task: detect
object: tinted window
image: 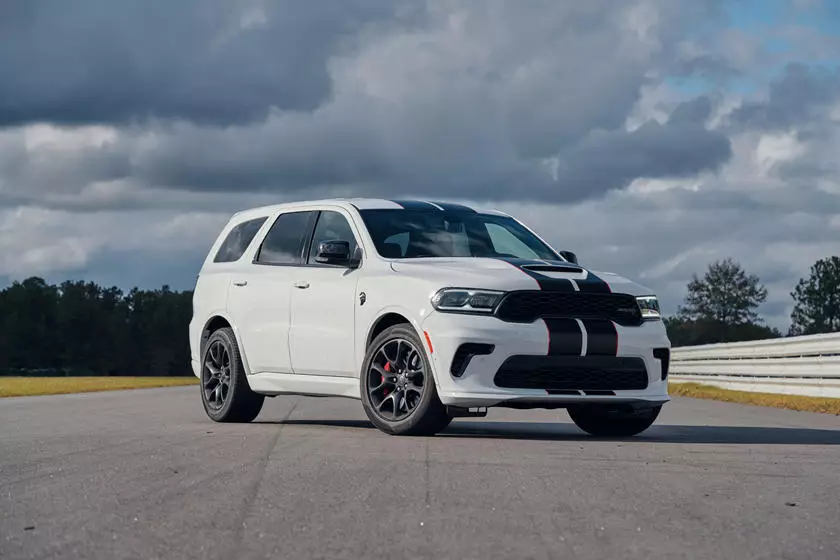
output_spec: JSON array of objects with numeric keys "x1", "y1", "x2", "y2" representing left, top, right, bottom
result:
[
  {"x1": 486, "y1": 223, "x2": 541, "y2": 259},
  {"x1": 381, "y1": 232, "x2": 409, "y2": 257},
  {"x1": 307, "y1": 211, "x2": 359, "y2": 264},
  {"x1": 358, "y1": 209, "x2": 559, "y2": 260},
  {"x1": 213, "y1": 217, "x2": 267, "y2": 262},
  {"x1": 256, "y1": 211, "x2": 316, "y2": 265}
]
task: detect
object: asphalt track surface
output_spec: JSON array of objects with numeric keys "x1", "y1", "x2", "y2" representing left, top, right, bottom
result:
[{"x1": 2, "y1": 387, "x2": 839, "y2": 560}]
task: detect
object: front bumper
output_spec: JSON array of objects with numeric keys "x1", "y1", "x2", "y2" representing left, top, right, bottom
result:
[{"x1": 420, "y1": 312, "x2": 671, "y2": 409}]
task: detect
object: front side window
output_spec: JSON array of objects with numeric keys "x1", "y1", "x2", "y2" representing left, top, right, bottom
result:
[
  {"x1": 255, "y1": 211, "x2": 317, "y2": 265},
  {"x1": 307, "y1": 211, "x2": 359, "y2": 264},
  {"x1": 213, "y1": 217, "x2": 267, "y2": 263},
  {"x1": 358, "y1": 209, "x2": 559, "y2": 260}
]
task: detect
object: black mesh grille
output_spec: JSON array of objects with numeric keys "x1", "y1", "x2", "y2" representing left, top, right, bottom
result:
[
  {"x1": 494, "y1": 355, "x2": 649, "y2": 391},
  {"x1": 495, "y1": 291, "x2": 643, "y2": 325}
]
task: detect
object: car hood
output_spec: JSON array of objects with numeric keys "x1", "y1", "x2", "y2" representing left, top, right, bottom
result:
[{"x1": 388, "y1": 258, "x2": 655, "y2": 296}]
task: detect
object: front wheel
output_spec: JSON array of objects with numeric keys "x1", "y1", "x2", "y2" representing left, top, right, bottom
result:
[
  {"x1": 360, "y1": 325, "x2": 452, "y2": 436},
  {"x1": 567, "y1": 404, "x2": 661, "y2": 437}
]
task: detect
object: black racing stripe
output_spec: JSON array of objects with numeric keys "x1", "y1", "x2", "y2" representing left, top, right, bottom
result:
[
  {"x1": 389, "y1": 200, "x2": 439, "y2": 211},
  {"x1": 427, "y1": 201, "x2": 476, "y2": 213},
  {"x1": 544, "y1": 318, "x2": 583, "y2": 356},
  {"x1": 494, "y1": 257, "x2": 577, "y2": 292},
  {"x1": 531, "y1": 275, "x2": 576, "y2": 292},
  {"x1": 576, "y1": 270, "x2": 612, "y2": 293},
  {"x1": 581, "y1": 319, "x2": 617, "y2": 356}
]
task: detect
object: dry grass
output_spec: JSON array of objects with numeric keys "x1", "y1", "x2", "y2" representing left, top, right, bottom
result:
[
  {"x1": 669, "y1": 382, "x2": 840, "y2": 415},
  {"x1": 0, "y1": 376, "x2": 199, "y2": 398}
]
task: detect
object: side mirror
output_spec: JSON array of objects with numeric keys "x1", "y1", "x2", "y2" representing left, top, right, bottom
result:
[
  {"x1": 559, "y1": 250, "x2": 578, "y2": 264},
  {"x1": 315, "y1": 240, "x2": 355, "y2": 266}
]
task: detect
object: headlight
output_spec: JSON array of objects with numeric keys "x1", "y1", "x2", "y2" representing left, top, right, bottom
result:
[
  {"x1": 431, "y1": 288, "x2": 505, "y2": 313},
  {"x1": 636, "y1": 295, "x2": 661, "y2": 321}
]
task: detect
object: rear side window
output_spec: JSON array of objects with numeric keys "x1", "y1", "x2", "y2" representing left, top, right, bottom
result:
[
  {"x1": 255, "y1": 211, "x2": 317, "y2": 265},
  {"x1": 213, "y1": 217, "x2": 267, "y2": 262}
]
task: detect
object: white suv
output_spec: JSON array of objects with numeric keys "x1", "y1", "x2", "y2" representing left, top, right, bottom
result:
[{"x1": 189, "y1": 198, "x2": 671, "y2": 436}]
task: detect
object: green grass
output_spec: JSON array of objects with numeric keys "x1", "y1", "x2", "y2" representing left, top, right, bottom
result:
[
  {"x1": 0, "y1": 376, "x2": 199, "y2": 398},
  {"x1": 669, "y1": 382, "x2": 840, "y2": 415}
]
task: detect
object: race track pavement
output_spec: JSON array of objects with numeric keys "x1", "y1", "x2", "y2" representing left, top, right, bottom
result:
[{"x1": 1, "y1": 386, "x2": 839, "y2": 560}]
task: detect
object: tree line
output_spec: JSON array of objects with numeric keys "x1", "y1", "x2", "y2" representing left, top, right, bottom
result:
[
  {"x1": 664, "y1": 255, "x2": 840, "y2": 346},
  {"x1": 0, "y1": 255, "x2": 837, "y2": 375},
  {"x1": 0, "y1": 277, "x2": 192, "y2": 376}
]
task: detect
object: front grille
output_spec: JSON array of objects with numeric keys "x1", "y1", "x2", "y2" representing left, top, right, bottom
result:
[
  {"x1": 495, "y1": 291, "x2": 642, "y2": 326},
  {"x1": 494, "y1": 355, "x2": 649, "y2": 391}
]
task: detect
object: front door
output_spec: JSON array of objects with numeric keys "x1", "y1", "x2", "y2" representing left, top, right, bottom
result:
[
  {"x1": 289, "y1": 209, "x2": 361, "y2": 377},
  {"x1": 227, "y1": 209, "x2": 317, "y2": 374}
]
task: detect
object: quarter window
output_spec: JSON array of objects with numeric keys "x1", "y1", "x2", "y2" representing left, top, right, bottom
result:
[
  {"x1": 213, "y1": 217, "x2": 267, "y2": 263},
  {"x1": 255, "y1": 211, "x2": 317, "y2": 265}
]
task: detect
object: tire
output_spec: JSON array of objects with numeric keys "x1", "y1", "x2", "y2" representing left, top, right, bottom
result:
[
  {"x1": 200, "y1": 327, "x2": 264, "y2": 423},
  {"x1": 567, "y1": 403, "x2": 661, "y2": 437},
  {"x1": 360, "y1": 324, "x2": 452, "y2": 436}
]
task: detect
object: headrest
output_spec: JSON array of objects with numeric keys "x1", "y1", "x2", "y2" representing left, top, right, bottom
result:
[{"x1": 380, "y1": 242, "x2": 403, "y2": 258}]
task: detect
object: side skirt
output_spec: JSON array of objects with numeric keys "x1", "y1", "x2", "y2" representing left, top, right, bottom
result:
[{"x1": 247, "y1": 372, "x2": 361, "y2": 400}]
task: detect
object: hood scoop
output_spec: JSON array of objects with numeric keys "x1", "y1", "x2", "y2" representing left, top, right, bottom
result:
[{"x1": 521, "y1": 264, "x2": 584, "y2": 274}]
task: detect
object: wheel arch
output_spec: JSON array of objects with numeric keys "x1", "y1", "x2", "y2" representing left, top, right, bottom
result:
[
  {"x1": 362, "y1": 307, "x2": 439, "y2": 383},
  {"x1": 200, "y1": 312, "x2": 253, "y2": 375}
]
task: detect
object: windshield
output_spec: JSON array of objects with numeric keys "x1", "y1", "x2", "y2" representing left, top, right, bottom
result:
[{"x1": 358, "y1": 209, "x2": 560, "y2": 260}]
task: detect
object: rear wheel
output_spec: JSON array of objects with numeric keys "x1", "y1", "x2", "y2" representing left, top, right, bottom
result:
[
  {"x1": 567, "y1": 403, "x2": 661, "y2": 437},
  {"x1": 360, "y1": 325, "x2": 452, "y2": 436},
  {"x1": 200, "y1": 327, "x2": 264, "y2": 423}
]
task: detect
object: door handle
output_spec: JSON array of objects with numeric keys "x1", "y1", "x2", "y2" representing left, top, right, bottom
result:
[
  {"x1": 232, "y1": 280, "x2": 248, "y2": 287},
  {"x1": 294, "y1": 281, "x2": 310, "y2": 289}
]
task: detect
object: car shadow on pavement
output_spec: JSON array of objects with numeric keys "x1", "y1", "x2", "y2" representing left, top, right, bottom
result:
[
  {"x1": 445, "y1": 422, "x2": 840, "y2": 445},
  {"x1": 271, "y1": 419, "x2": 840, "y2": 445}
]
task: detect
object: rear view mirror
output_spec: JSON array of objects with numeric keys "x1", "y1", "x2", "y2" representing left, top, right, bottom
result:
[
  {"x1": 316, "y1": 240, "x2": 357, "y2": 267},
  {"x1": 559, "y1": 250, "x2": 578, "y2": 264}
]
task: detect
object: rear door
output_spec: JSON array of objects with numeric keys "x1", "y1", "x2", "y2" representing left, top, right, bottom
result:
[
  {"x1": 227, "y1": 210, "x2": 317, "y2": 374},
  {"x1": 288, "y1": 208, "x2": 362, "y2": 377}
]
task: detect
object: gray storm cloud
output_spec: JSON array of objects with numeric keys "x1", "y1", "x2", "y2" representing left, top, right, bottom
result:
[
  {"x1": 0, "y1": 0, "x2": 732, "y2": 206},
  {"x1": 0, "y1": 0, "x2": 837, "y2": 332},
  {"x1": 0, "y1": 0, "x2": 414, "y2": 126}
]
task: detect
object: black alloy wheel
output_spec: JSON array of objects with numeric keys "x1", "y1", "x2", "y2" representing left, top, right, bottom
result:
[
  {"x1": 367, "y1": 337, "x2": 427, "y2": 421},
  {"x1": 203, "y1": 339, "x2": 231, "y2": 410},
  {"x1": 200, "y1": 327, "x2": 264, "y2": 423},
  {"x1": 360, "y1": 324, "x2": 452, "y2": 436}
]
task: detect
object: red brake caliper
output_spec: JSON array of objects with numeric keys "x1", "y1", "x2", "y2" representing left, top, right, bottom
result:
[{"x1": 382, "y1": 362, "x2": 390, "y2": 395}]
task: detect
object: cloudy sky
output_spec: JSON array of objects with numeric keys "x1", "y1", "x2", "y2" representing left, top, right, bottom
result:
[{"x1": 2, "y1": 0, "x2": 839, "y2": 330}]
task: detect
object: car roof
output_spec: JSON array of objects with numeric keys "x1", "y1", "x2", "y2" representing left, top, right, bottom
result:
[{"x1": 229, "y1": 198, "x2": 510, "y2": 221}]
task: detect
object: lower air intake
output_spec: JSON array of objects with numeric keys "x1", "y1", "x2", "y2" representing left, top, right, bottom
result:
[
  {"x1": 653, "y1": 348, "x2": 670, "y2": 380},
  {"x1": 450, "y1": 343, "x2": 495, "y2": 377},
  {"x1": 494, "y1": 355, "x2": 649, "y2": 391}
]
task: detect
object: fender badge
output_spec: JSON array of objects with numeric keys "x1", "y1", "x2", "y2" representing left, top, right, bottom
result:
[{"x1": 359, "y1": 292, "x2": 366, "y2": 306}]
